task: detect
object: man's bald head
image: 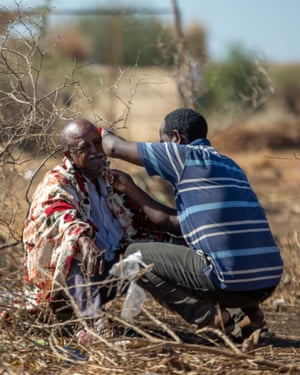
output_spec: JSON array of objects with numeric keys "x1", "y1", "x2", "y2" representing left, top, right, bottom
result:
[
  {"x1": 60, "y1": 118, "x2": 106, "y2": 177},
  {"x1": 61, "y1": 119, "x2": 97, "y2": 151}
]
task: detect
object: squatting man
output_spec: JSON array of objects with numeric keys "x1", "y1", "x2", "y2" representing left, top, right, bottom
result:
[{"x1": 101, "y1": 107, "x2": 283, "y2": 341}]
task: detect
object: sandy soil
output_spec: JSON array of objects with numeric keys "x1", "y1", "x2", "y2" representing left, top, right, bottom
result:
[{"x1": 1, "y1": 65, "x2": 300, "y2": 373}]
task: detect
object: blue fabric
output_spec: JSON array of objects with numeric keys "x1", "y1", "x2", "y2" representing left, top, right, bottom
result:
[{"x1": 137, "y1": 139, "x2": 283, "y2": 291}]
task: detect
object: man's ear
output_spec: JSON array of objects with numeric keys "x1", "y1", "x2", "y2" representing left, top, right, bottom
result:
[
  {"x1": 172, "y1": 130, "x2": 188, "y2": 144},
  {"x1": 64, "y1": 150, "x2": 73, "y2": 162},
  {"x1": 172, "y1": 130, "x2": 182, "y2": 144}
]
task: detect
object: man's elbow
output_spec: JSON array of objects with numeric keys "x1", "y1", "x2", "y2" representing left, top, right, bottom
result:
[{"x1": 160, "y1": 215, "x2": 180, "y2": 235}]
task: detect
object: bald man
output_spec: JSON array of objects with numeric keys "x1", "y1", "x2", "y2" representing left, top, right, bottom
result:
[{"x1": 23, "y1": 119, "x2": 170, "y2": 327}]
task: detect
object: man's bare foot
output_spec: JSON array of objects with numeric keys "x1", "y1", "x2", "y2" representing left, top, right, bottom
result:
[
  {"x1": 76, "y1": 329, "x2": 95, "y2": 345},
  {"x1": 76, "y1": 319, "x2": 114, "y2": 345},
  {"x1": 209, "y1": 309, "x2": 231, "y2": 329},
  {"x1": 240, "y1": 307, "x2": 265, "y2": 328}
]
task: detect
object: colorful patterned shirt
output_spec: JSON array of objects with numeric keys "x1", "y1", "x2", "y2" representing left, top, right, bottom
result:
[{"x1": 23, "y1": 157, "x2": 165, "y2": 306}]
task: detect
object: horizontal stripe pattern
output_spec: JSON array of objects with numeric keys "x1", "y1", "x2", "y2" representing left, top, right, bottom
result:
[{"x1": 137, "y1": 139, "x2": 283, "y2": 291}]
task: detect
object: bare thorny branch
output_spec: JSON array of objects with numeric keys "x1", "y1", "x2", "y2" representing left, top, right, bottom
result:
[
  {"x1": 171, "y1": 0, "x2": 195, "y2": 108},
  {"x1": 0, "y1": 5, "x2": 299, "y2": 374},
  {"x1": 0, "y1": 6, "x2": 142, "y2": 252}
]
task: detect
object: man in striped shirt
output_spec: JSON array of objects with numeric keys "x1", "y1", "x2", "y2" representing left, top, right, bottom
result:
[{"x1": 102, "y1": 108, "x2": 283, "y2": 340}]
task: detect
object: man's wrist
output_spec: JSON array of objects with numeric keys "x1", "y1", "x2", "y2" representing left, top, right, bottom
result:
[{"x1": 99, "y1": 127, "x2": 114, "y2": 138}]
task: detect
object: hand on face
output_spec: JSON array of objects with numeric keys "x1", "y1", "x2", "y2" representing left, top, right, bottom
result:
[{"x1": 108, "y1": 169, "x2": 136, "y2": 194}]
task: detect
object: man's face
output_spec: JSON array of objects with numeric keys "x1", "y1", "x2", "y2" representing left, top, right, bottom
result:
[{"x1": 66, "y1": 125, "x2": 107, "y2": 177}]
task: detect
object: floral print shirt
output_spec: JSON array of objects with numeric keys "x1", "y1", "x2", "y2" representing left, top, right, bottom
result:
[{"x1": 23, "y1": 157, "x2": 167, "y2": 306}]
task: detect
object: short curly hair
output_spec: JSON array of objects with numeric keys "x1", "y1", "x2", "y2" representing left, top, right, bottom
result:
[{"x1": 163, "y1": 108, "x2": 208, "y2": 142}]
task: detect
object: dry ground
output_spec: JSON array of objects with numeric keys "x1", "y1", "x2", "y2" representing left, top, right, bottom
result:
[
  {"x1": 1, "y1": 123, "x2": 299, "y2": 374},
  {"x1": 1, "y1": 67, "x2": 300, "y2": 374}
]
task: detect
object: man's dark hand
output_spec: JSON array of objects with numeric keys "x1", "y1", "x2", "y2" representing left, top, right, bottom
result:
[
  {"x1": 109, "y1": 169, "x2": 136, "y2": 194},
  {"x1": 78, "y1": 236, "x2": 105, "y2": 276}
]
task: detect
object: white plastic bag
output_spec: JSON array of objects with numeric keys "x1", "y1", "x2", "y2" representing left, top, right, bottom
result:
[
  {"x1": 109, "y1": 250, "x2": 147, "y2": 321},
  {"x1": 121, "y1": 281, "x2": 146, "y2": 321}
]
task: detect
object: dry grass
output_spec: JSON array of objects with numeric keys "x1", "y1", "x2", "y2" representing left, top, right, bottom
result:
[
  {"x1": 1, "y1": 142, "x2": 300, "y2": 374},
  {"x1": 0, "y1": 266, "x2": 299, "y2": 374},
  {"x1": 1, "y1": 65, "x2": 300, "y2": 374}
]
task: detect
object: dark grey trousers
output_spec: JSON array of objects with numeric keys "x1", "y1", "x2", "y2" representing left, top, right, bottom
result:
[{"x1": 125, "y1": 242, "x2": 275, "y2": 328}]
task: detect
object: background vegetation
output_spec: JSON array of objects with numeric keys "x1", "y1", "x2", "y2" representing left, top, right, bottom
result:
[{"x1": 0, "y1": 2, "x2": 299, "y2": 374}]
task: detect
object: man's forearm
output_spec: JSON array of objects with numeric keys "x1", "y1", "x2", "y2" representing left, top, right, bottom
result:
[
  {"x1": 101, "y1": 129, "x2": 143, "y2": 166},
  {"x1": 125, "y1": 183, "x2": 180, "y2": 234},
  {"x1": 101, "y1": 129, "x2": 123, "y2": 156}
]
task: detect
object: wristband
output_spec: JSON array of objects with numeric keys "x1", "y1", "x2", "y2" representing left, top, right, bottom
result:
[
  {"x1": 98, "y1": 127, "x2": 113, "y2": 138},
  {"x1": 98, "y1": 127, "x2": 104, "y2": 137}
]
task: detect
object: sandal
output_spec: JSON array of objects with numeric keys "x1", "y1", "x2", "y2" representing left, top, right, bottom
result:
[
  {"x1": 76, "y1": 318, "x2": 115, "y2": 345},
  {"x1": 224, "y1": 309, "x2": 269, "y2": 343}
]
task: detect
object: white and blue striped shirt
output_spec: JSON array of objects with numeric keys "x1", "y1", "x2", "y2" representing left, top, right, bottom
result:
[{"x1": 137, "y1": 138, "x2": 283, "y2": 291}]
